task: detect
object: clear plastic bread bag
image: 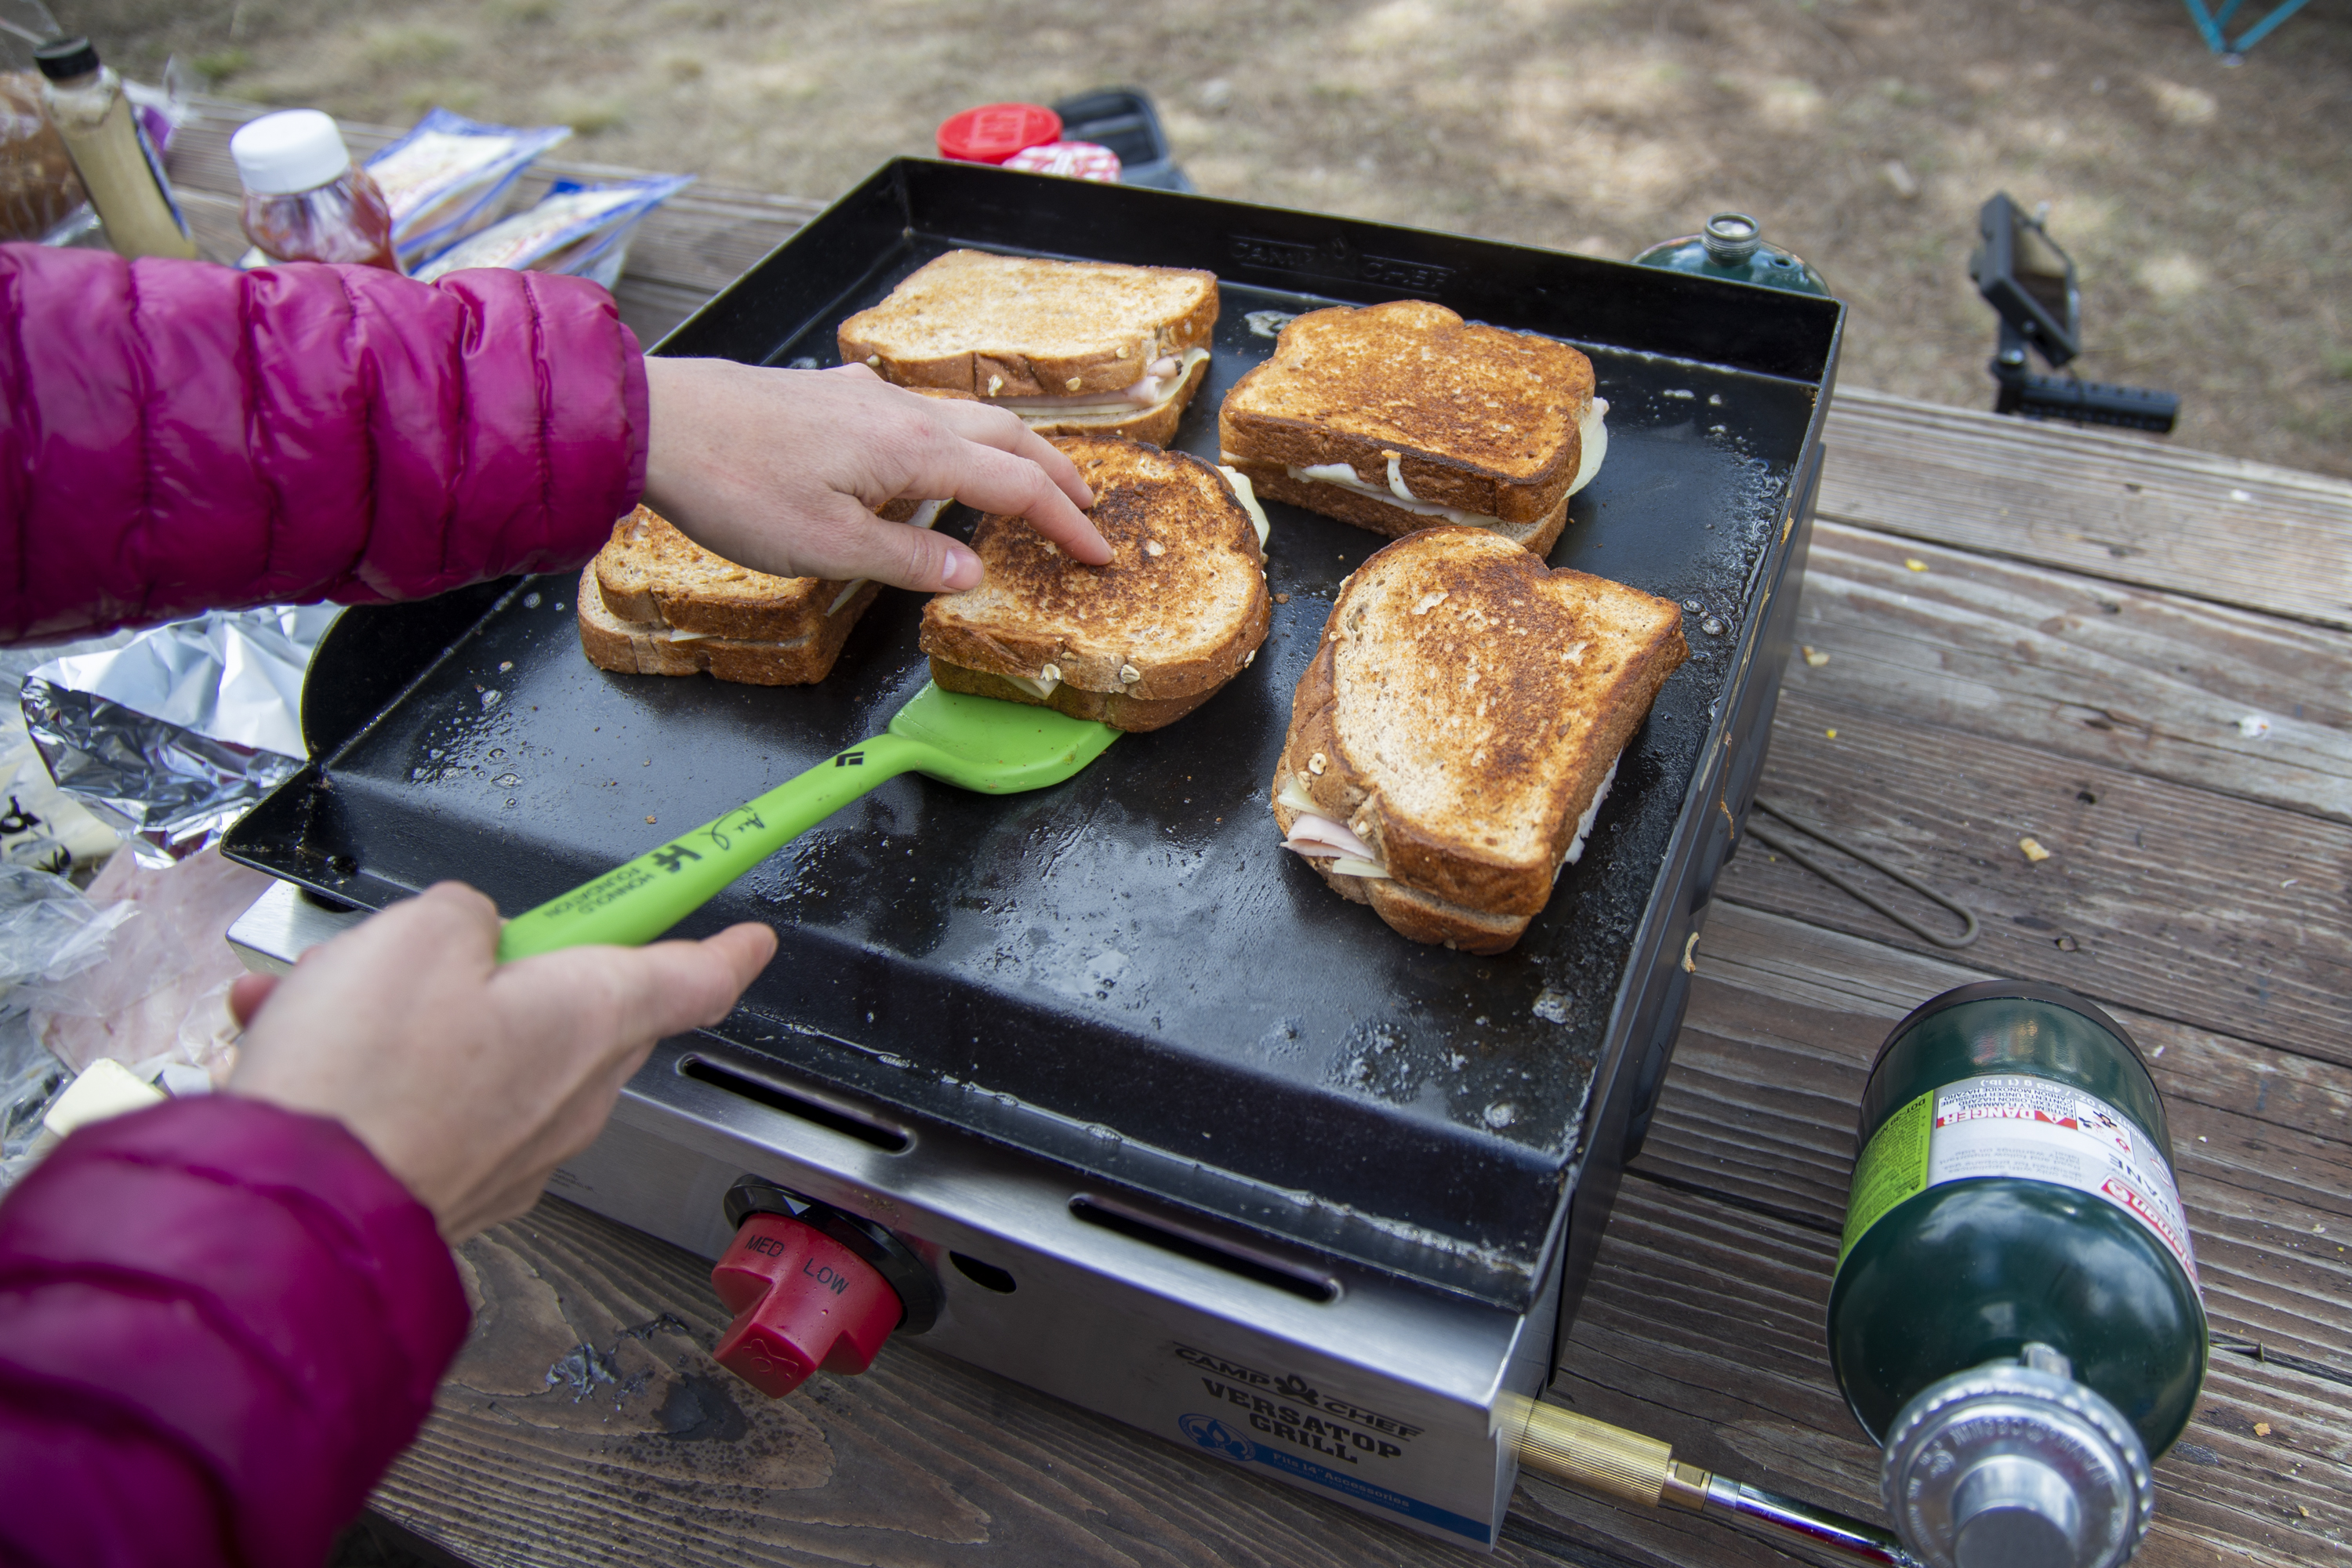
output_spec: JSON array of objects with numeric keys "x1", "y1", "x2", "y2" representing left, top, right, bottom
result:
[{"x1": 0, "y1": 1, "x2": 85, "y2": 242}]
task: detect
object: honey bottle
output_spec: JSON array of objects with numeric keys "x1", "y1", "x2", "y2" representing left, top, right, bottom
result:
[{"x1": 31, "y1": 37, "x2": 196, "y2": 261}]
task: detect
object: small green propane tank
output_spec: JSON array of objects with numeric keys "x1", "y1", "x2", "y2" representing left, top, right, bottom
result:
[
  {"x1": 1829, "y1": 980, "x2": 2207, "y2": 1568},
  {"x1": 1632, "y1": 212, "x2": 1831, "y2": 296}
]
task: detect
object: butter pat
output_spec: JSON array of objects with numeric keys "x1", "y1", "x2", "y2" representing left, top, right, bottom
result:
[{"x1": 27, "y1": 1058, "x2": 167, "y2": 1158}]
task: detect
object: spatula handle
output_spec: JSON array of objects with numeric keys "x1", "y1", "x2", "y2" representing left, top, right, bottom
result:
[{"x1": 495, "y1": 731, "x2": 931, "y2": 960}]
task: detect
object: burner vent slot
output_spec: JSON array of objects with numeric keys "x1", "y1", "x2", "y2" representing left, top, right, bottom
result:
[
  {"x1": 950, "y1": 1253, "x2": 1018, "y2": 1294},
  {"x1": 1069, "y1": 1195, "x2": 1338, "y2": 1303},
  {"x1": 679, "y1": 1055, "x2": 910, "y2": 1152}
]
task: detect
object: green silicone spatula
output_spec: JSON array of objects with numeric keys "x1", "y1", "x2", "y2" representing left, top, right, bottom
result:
[{"x1": 495, "y1": 684, "x2": 1118, "y2": 962}]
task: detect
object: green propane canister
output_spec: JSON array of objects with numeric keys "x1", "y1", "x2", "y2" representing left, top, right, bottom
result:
[
  {"x1": 1632, "y1": 212, "x2": 1831, "y2": 296},
  {"x1": 1830, "y1": 980, "x2": 2207, "y2": 1568}
]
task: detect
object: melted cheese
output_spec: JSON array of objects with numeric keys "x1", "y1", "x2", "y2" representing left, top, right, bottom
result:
[
  {"x1": 1218, "y1": 466, "x2": 1272, "y2": 548},
  {"x1": 1558, "y1": 755, "x2": 1621, "y2": 877},
  {"x1": 1000, "y1": 672, "x2": 1060, "y2": 699},
  {"x1": 990, "y1": 347, "x2": 1210, "y2": 418},
  {"x1": 1567, "y1": 399, "x2": 1610, "y2": 496},
  {"x1": 1287, "y1": 463, "x2": 1506, "y2": 529},
  {"x1": 1282, "y1": 399, "x2": 1612, "y2": 524}
]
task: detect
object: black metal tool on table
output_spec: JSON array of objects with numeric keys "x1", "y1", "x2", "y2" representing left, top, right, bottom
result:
[
  {"x1": 1745, "y1": 799, "x2": 1980, "y2": 950},
  {"x1": 1971, "y1": 193, "x2": 2178, "y2": 434}
]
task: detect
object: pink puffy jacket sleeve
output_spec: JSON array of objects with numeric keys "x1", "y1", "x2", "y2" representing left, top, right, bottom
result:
[
  {"x1": 0, "y1": 1097, "x2": 467, "y2": 1567},
  {"x1": 0, "y1": 243, "x2": 648, "y2": 641}
]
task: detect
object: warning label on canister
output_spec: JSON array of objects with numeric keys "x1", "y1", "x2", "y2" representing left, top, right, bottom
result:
[{"x1": 1838, "y1": 1073, "x2": 2198, "y2": 1287}]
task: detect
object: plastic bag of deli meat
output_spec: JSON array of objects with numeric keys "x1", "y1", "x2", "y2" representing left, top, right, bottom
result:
[
  {"x1": 412, "y1": 172, "x2": 692, "y2": 289},
  {"x1": 24, "y1": 844, "x2": 269, "y2": 1083},
  {"x1": 365, "y1": 106, "x2": 572, "y2": 272}
]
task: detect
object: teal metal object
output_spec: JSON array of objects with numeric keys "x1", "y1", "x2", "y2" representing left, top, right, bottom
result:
[
  {"x1": 2182, "y1": 0, "x2": 2314, "y2": 56},
  {"x1": 1632, "y1": 212, "x2": 1830, "y2": 297}
]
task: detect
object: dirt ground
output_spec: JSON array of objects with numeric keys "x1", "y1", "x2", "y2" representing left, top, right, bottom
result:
[{"x1": 79, "y1": 0, "x2": 2352, "y2": 477}]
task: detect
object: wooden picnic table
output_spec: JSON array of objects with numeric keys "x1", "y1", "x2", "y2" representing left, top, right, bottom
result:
[{"x1": 171, "y1": 96, "x2": 2350, "y2": 1568}]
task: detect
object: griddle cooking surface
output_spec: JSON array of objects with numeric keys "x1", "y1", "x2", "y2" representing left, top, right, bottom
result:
[{"x1": 230, "y1": 164, "x2": 1836, "y2": 1305}]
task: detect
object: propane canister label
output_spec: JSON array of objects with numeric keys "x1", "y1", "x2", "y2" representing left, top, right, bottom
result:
[{"x1": 1839, "y1": 1073, "x2": 2199, "y2": 1287}]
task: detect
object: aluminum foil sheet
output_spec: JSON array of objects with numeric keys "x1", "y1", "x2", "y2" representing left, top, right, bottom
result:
[{"x1": 20, "y1": 606, "x2": 337, "y2": 853}]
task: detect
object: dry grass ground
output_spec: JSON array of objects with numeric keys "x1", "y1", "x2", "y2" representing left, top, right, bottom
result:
[{"x1": 81, "y1": 0, "x2": 2352, "y2": 475}]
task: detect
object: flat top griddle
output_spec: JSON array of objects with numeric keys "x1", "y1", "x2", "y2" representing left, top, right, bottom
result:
[{"x1": 228, "y1": 162, "x2": 1838, "y2": 1307}]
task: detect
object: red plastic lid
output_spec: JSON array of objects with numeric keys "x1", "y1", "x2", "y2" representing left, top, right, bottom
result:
[
  {"x1": 936, "y1": 103, "x2": 1062, "y2": 165},
  {"x1": 710, "y1": 1212, "x2": 904, "y2": 1398},
  {"x1": 1003, "y1": 140, "x2": 1123, "y2": 183}
]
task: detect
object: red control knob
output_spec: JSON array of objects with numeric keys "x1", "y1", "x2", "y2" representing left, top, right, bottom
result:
[{"x1": 711, "y1": 1211, "x2": 905, "y2": 1398}]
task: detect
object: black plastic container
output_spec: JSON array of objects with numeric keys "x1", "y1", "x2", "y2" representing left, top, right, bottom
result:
[
  {"x1": 225, "y1": 160, "x2": 1841, "y2": 1319},
  {"x1": 1051, "y1": 87, "x2": 1191, "y2": 191}
]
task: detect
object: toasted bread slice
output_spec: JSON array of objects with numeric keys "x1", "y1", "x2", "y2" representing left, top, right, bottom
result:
[
  {"x1": 1218, "y1": 300, "x2": 1604, "y2": 552},
  {"x1": 579, "y1": 566, "x2": 880, "y2": 685},
  {"x1": 840, "y1": 250, "x2": 1218, "y2": 398},
  {"x1": 1270, "y1": 527, "x2": 1686, "y2": 953},
  {"x1": 920, "y1": 435, "x2": 1272, "y2": 733},
  {"x1": 578, "y1": 501, "x2": 935, "y2": 687}
]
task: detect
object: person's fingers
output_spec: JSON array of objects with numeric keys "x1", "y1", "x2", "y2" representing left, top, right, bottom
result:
[
  {"x1": 765, "y1": 490, "x2": 984, "y2": 592},
  {"x1": 905, "y1": 441, "x2": 1111, "y2": 566},
  {"x1": 408, "y1": 881, "x2": 506, "y2": 959},
  {"x1": 498, "y1": 922, "x2": 775, "y2": 1062},
  {"x1": 228, "y1": 971, "x2": 278, "y2": 1027},
  {"x1": 924, "y1": 400, "x2": 1098, "y2": 510}
]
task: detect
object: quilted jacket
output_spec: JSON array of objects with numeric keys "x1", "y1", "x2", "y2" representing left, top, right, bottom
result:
[
  {"x1": 0, "y1": 243, "x2": 650, "y2": 1563},
  {"x1": 0, "y1": 243, "x2": 647, "y2": 640}
]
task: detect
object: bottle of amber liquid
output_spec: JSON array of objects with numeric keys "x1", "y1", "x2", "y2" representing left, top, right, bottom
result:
[
  {"x1": 1830, "y1": 980, "x2": 2206, "y2": 1568},
  {"x1": 230, "y1": 109, "x2": 398, "y2": 271},
  {"x1": 32, "y1": 37, "x2": 198, "y2": 261}
]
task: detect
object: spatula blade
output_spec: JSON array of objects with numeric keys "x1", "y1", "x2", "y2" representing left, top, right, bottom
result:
[{"x1": 885, "y1": 684, "x2": 1119, "y2": 794}]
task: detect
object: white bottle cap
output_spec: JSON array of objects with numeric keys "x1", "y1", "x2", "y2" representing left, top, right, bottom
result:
[{"x1": 230, "y1": 109, "x2": 353, "y2": 196}]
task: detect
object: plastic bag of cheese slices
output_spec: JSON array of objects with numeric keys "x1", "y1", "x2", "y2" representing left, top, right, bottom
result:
[
  {"x1": 363, "y1": 107, "x2": 572, "y2": 274},
  {"x1": 412, "y1": 173, "x2": 693, "y2": 289}
]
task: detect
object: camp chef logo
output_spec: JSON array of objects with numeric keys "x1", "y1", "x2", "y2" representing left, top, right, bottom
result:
[
  {"x1": 1225, "y1": 233, "x2": 1456, "y2": 294},
  {"x1": 1173, "y1": 1344, "x2": 1421, "y2": 1468}
]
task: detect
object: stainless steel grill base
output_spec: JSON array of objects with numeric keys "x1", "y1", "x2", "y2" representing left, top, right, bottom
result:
[{"x1": 232, "y1": 881, "x2": 1560, "y2": 1549}]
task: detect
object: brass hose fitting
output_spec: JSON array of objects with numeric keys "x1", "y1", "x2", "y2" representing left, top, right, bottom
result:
[
  {"x1": 1502, "y1": 1396, "x2": 1711, "y2": 1511},
  {"x1": 1499, "y1": 1395, "x2": 1927, "y2": 1567}
]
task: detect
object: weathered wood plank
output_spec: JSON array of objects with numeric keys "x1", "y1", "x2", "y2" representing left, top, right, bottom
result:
[
  {"x1": 1792, "y1": 521, "x2": 2352, "y2": 823},
  {"x1": 1821, "y1": 387, "x2": 2352, "y2": 631},
  {"x1": 1691, "y1": 902, "x2": 2352, "y2": 1171},
  {"x1": 375, "y1": 1196, "x2": 1578, "y2": 1568},
  {"x1": 1719, "y1": 685, "x2": 2352, "y2": 1072}
]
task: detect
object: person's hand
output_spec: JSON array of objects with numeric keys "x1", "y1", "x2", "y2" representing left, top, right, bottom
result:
[
  {"x1": 641, "y1": 358, "x2": 1111, "y2": 591},
  {"x1": 226, "y1": 883, "x2": 775, "y2": 1241}
]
